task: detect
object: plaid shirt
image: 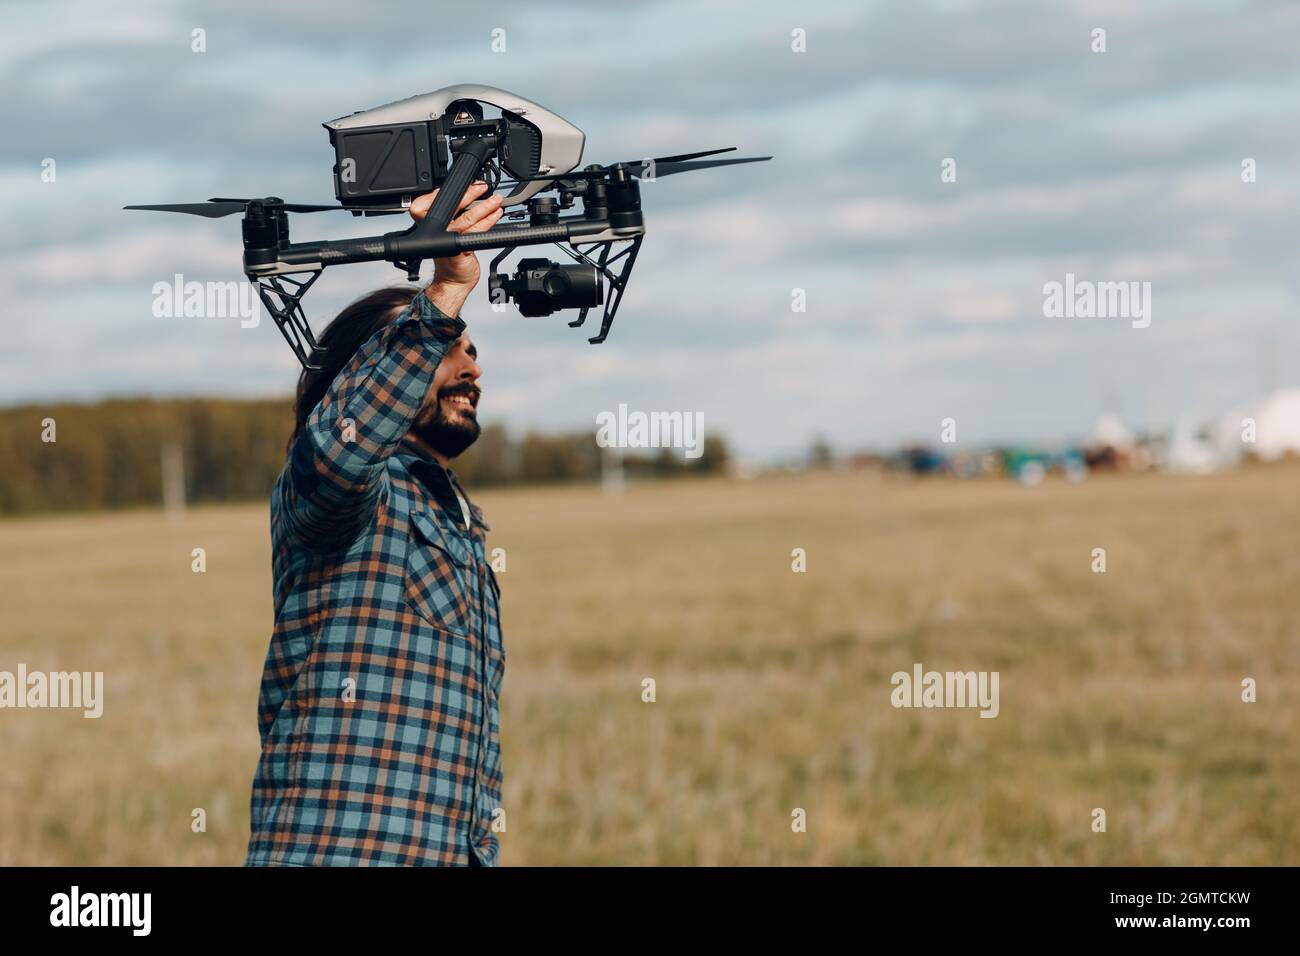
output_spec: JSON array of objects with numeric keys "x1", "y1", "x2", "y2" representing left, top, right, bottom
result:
[{"x1": 245, "y1": 289, "x2": 505, "y2": 867}]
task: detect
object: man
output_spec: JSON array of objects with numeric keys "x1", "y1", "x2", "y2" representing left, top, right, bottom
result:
[{"x1": 245, "y1": 182, "x2": 507, "y2": 866}]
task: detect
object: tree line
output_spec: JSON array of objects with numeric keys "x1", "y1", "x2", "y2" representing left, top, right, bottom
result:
[{"x1": 0, "y1": 398, "x2": 730, "y2": 516}]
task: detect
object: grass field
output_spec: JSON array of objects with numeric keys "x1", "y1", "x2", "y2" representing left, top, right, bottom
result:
[{"x1": 1, "y1": 465, "x2": 1297, "y2": 865}]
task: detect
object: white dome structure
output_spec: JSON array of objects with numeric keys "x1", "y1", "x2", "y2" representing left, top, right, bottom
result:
[
  {"x1": 1250, "y1": 388, "x2": 1300, "y2": 461},
  {"x1": 1210, "y1": 408, "x2": 1250, "y2": 466},
  {"x1": 1165, "y1": 418, "x2": 1224, "y2": 474}
]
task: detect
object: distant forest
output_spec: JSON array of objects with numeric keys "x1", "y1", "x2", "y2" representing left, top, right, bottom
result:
[{"x1": 0, "y1": 398, "x2": 730, "y2": 516}]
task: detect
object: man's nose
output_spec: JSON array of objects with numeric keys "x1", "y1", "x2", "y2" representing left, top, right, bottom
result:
[{"x1": 457, "y1": 355, "x2": 481, "y2": 382}]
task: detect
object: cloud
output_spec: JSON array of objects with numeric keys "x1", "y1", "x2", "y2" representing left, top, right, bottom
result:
[{"x1": 2, "y1": 0, "x2": 1299, "y2": 456}]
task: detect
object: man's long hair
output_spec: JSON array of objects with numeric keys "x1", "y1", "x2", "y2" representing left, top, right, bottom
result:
[{"x1": 288, "y1": 285, "x2": 420, "y2": 452}]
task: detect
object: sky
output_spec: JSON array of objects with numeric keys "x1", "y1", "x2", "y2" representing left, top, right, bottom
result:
[{"x1": 3, "y1": 0, "x2": 1299, "y2": 460}]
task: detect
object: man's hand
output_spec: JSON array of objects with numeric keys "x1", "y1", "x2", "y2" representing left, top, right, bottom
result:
[{"x1": 409, "y1": 181, "x2": 504, "y2": 317}]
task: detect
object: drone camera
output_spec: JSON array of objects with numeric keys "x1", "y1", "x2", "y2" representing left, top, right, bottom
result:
[{"x1": 492, "y1": 258, "x2": 603, "y2": 317}]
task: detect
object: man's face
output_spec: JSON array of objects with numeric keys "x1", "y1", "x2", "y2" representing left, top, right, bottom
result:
[{"x1": 412, "y1": 332, "x2": 482, "y2": 459}]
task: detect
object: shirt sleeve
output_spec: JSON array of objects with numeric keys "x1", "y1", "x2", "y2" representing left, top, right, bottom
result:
[{"x1": 277, "y1": 288, "x2": 466, "y2": 551}]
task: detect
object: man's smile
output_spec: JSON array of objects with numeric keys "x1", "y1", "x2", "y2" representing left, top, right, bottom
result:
[{"x1": 441, "y1": 387, "x2": 479, "y2": 416}]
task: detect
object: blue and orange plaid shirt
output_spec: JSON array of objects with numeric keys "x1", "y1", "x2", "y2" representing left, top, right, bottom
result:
[{"x1": 245, "y1": 288, "x2": 505, "y2": 866}]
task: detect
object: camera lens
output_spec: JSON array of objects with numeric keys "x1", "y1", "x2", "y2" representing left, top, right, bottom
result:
[{"x1": 503, "y1": 259, "x2": 603, "y2": 316}]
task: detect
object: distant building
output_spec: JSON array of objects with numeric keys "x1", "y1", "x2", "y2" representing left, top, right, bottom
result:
[
  {"x1": 1083, "y1": 413, "x2": 1140, "y2": 470},
  {"x1": 1164, "y1": 418, "x2": 1226, "y2": 474},
  {"x1": 1197, "y1": 387, "x2": 1300, "y2": 470},
  {"x1": 1249, "y1": 388, "x2": 1300, "y2": 461}
]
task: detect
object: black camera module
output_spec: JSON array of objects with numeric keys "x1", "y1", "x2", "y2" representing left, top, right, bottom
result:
[{"x1": 492, "y1": 258, "x2": 603, "y2": 317}]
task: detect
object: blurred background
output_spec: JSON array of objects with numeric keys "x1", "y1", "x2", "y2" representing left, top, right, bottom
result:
[{"x1": 1, "y1": 0, "x2": 1297, "y2": 865}]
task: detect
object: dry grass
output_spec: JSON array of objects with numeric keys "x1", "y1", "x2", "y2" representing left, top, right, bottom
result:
[{"x1": 1, "y1": 464, "x2": 1297, "y2": 865}]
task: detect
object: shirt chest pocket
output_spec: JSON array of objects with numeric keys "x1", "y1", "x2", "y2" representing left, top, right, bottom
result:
[{"x1": 405, "y1": 509, "x2": 473, "y2": 636}]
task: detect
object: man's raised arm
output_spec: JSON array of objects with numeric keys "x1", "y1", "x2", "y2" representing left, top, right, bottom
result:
[{"x1": 276, "y1": 183, "x2": 504, "y2": 550}]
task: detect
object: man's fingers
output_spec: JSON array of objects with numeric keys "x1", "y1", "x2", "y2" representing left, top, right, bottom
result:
[
  {"x1": 447, "y1": 195, "x2": 503, "y2": 233},
  {"x1": 409, "y1": 181, "x2": 489, "y2": 221},
  {"x1": 454, "y1": 183, "x2": 490, "y2": 215},
  {"x1": 455, "y1": 194, "x2": 503, "y2": 228},
  {"x1": 449, "y1": 206, "x2": 504, "y2": 236},
  {"x1": 464, "y1": 205, "x2": 504, "y2": 234}
]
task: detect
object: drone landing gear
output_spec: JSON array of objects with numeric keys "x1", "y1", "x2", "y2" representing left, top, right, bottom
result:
[
  {"x1": 561, "y1": 235, "x2": 642, "y2": 343},
  {"x1": 254, "y1": 271, "x2": 326, "y2": 370}
]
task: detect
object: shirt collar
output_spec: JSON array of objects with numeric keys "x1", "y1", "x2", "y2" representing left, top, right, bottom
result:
[{"x1": 395, "y1": 433, "x2": 491, "y2": 532}]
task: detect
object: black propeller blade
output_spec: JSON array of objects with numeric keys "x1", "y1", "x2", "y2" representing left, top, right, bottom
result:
[
  {"x1": 123, "y1": 201, "x2": 249, "y2": 218},
  {"x1": 625, "y1": 147, "x2": 737, "y2": 165},
  {"x1": 123, "y1": 198, "x2": 343, "y2": 218},
  {"x1": 500, "y1": 148, "x2": 769, "y2": 185},
  {"x1": 631, "y1": 155, "x2": 772, "y2": 178},
  {"x1": 208, "y1": 198, "x2": 342, "y2": 212}
]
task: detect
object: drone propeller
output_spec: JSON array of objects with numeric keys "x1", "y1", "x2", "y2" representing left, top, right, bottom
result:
[
  {"x1": 500, "y1": 148, "x2": 771, "y2": 185},
  {"x1": 632, "y1": 155, "x2": 772, "y2": 178},
  {"x1": 123, "y1": 201, "x2": 249, "y2": 218},
  {"x1": 123, "y1": 197, "x2": 343, "y2": 218},
  {"x1": 207, "y1": 197, "x2": 343, "y2": 212},
  {"x1": 633, "y1": 147, "x2": 738, "y2": 164}
]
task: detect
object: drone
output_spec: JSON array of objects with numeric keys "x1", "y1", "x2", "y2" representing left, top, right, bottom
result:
[{"x1": 125, "y1": 84, "x2": 771, "y2": 369}]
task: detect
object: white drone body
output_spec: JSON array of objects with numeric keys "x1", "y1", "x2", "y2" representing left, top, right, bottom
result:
[{"x1": 323, "y1": 84, "x2": 586, "y2": 209}]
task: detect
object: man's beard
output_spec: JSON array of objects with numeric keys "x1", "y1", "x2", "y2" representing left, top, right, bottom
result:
[{"x1": 412, "y1": 384, "x2": 481, "y2": 459}]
